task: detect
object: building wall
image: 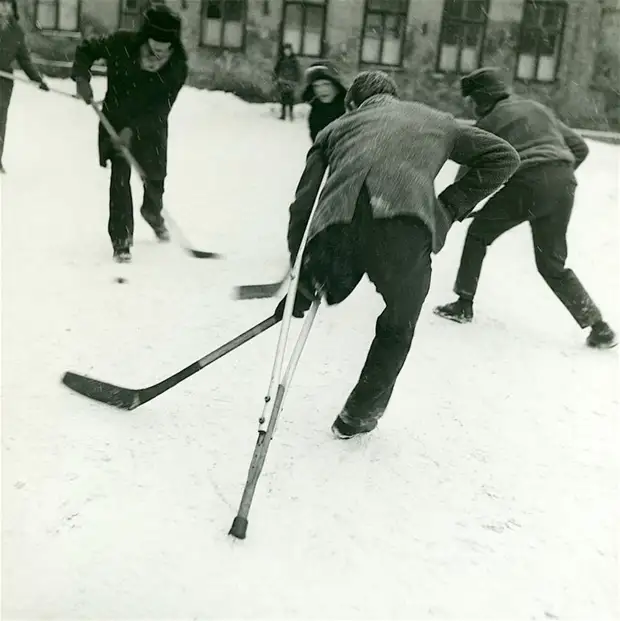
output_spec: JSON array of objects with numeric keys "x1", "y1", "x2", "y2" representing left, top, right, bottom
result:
[{"x1": 16, "y1": 0, "x2": 615, "y2": 128}]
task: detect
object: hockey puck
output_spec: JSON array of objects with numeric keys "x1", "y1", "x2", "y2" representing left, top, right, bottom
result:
[{"x1": 115, "y1": 277, "x2": 127, "y2": 284}]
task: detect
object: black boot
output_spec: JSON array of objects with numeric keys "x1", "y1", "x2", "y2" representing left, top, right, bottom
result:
[
  {"x1": 112, "y1": 239, "x2": 132, "y2": 263},
  {"x1": 586, "y1": 321, "x2": 617, "y2": 349},
  {"x1": 331, "y1": 410, "x2": 378, "y2": 440},
  {"x1": 434, "y1": 298, "x2": 474, "y2": 324}
]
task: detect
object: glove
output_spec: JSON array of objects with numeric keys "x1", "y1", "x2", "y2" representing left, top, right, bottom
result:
[
  {"x1": 75, "y1": 78, "x2": 94, "y2": 104},
  {"x1": 114, "y1": 127, "x2": 133, "y2": 150},
  {"x1": 38, "y1": 81, "x2": 50, "y2": 91},
  {"x1": 274, "y1": 279, "x2": 316, "y2": 320}
]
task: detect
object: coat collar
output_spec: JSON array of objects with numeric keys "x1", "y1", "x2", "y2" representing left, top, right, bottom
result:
[{"x1": 357, "y1": 94, "x2": 398, "y2": 111}]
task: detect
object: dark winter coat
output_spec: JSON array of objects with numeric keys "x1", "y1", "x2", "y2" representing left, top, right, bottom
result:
[
  {"x1": 301, "y1": 62, "x2": 347, "y2": 142},
  {"x1": 462, "y1": 95, "x2": 589, "y2": 179},
  {"x1": 71, "y1": 31, "x2": 188, "y2": 179},
  {"x1": 273, "y1": 54, "x2": 300, "y2": 93},
  {"x1": 0, "y1": 18, "x2": 43, "y2": 80},
  {"x1": 287, "y1": 94, "x2": 520, "y2": 259}
]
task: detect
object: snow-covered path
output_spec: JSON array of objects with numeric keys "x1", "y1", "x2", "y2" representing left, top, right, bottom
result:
[{"x1": 1, "y1": 78, "x2": 618, "y2": 620}]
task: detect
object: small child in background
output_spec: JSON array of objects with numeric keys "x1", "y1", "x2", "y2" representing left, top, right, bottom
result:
[
  {"x1": 273, "y1": 43, "x2": 300, "y2": 121},
  {"x1": 301, "y1": 61, "x2": 347, "y2": 142}
]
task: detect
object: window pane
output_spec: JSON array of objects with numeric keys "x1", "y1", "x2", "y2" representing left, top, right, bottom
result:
[
  {"x1": 206, "y1": 0, "x2": 221, "y2": 19},
  {"x1": 58, "y1": 0, "x2": 79, "y2": 30},
  {"x1": 381, "y1": 13, "x2": 403, "y2": 64},
  {"x1": 464, "y1": 22, "x2": 481, "y2": 46},
  {"x1": 36, "y1": 0, "x2": 57, "y2": 29},
  {"x1": 522, "y1": 1, "x2": 541, "y2": 27},
  {"x1": 542, "y1": 5, "x2": 564, "y2": 30},
  {"x1": 223, "y1": 0, "x2": 244, "y2": 22},
  {"x1": 443, "y1": 0, "x2": 463, "y2": 19},
  {"x1": 368, "y1": 0, "x2": 407, "y2": 14},
  {"x1": 460, "y1": 46, "x2": 477, "y2": 71},
  {"x1": 203, "y1": 19, "x2": 222, "y2": 45},
  {"x1": 464, "y1": 0, "x2": 485, "y2": 21},
  {"x1": 537, "y1": 55, "x2": 556, "y2": 81},
  {"x1": 539, "y1": 31, "x2": 558, "y2": 56},
  {"x1": 441, "y1": 20, "x2": 461, "y2": 46},
  {"x1": 223, "y1": 20, "x2": 243, "y2": 47},
  {"x1": 124, "y1": 0, "x2": 140, "y2": 11},
  {"x1": 283, "y1": 4, "x2": 303, "y2": 54},
  {"x1": 516, "y1": 53, "x2": 535, "y2": 79},
  {"x1": 519, "y1": 28, "x2": 537, "y2": 54},
  {"x1": 302, "y1": 5, "x2": 323, "y2": 56},
  {"x1": 439, "y1": 44, "x2": 458, "y2": 71},
  {"x1": 361, "y1": 13, "x2": 382, "y2": 63}
]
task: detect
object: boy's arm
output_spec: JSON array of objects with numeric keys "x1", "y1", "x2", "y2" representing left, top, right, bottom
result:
[{"x1": 440, "y1": 124, "x2": 520, "y2": 220}]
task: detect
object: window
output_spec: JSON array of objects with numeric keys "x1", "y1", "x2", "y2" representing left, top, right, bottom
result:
[
  {"x1": 360, "y1": 0, "x2": 408, "y2": 66},
  {"x1": 35, "y1": 0, "x2": 81, "y2": 32},
  {"x1": 437, "y1": 0, "x2": 489, "y2": 73},
  {"x1": 200, "y1": 0, "x2": 247, "y2": 50},
  {"x1": 516, "y1": 1, "x2": 566, "y2": 82},
  {"x1": 281, "y1": 0, "x2": 328, "y2": 58},
  {"x1": 119, "y1": 0, "x2": 143, "y2": 30}
]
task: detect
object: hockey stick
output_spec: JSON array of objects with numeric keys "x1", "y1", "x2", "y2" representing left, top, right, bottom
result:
[
  {"x1": 91, "y1": 104, "x2": 222, "y2": 259},
  {"x1": 229, "y1": 171, "x2": 326, "y2": 540},
  {"x1": 0, "y1": 69, "x2": 81, "y2": 100},
  {"x1": 234, "y1": 271, "x2": 288, "y2": 300},
  {"x1": 61, "y1": 314, "x2": 280, "y2": 410}
]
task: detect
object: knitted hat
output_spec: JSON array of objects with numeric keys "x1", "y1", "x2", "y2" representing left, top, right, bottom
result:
[
  {"x1": 345, "y1": 70, "x2": 398, "y2": 108},
  {"x1": 461, "y1": 67, "x2": 511, "y2": 101},
  {"x1": 301, "y1": 61, "x2": 347, "y2": 103},
  {"x1": 141, "y1": 5, "x2": 182, "y2": 43}
]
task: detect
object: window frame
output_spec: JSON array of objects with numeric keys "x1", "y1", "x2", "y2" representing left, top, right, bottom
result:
[
  {"x1": 199, "y1": 0, "x2": 248, "y2": 51},
  {"x1": 34, "y1": 0, "x2": 82, "y2": 33},
  {"x1": 514, "y1": 0, "x2": 568, "y2": 84},
  {"x1": 117, "y1": 0, "x2": 143, "y2": 30},
  {"x1": 279, "y1": 0, "x2": 329, "y2": 59},
  {"x1": 359, "y1": 0, "x2": 409, "y2": 68},
  {"x1": 435, "y1": 0, "x2": 490, "y2": 75}
]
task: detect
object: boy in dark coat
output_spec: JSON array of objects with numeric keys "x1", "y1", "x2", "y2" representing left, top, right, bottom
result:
[
  {"x1": 0, "y1": 0, "x2": 49, "y2": 173},
  {"x1": 273, "y1": 43, "x2": 300, "y2": 121},
  {"x1": 72, "y1": 5, "x2": 188, "y2": 263},
  {"x1": 301, "y1": 61, "x2": 347, "y2": 142},
  {"x1": 277, "y1": 71, "x2": 520, "y2": 439},
  {"x1": 434, "y1": 68, "x2": 616, "y2": 349}
]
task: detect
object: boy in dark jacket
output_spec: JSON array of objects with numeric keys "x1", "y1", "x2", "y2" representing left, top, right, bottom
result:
[
  {"x1": 277, "y1": 71, "x2": 520, "y2": 439},
  {"x1": 0, "y1": 0, "x2": 49, "y2": 173},
  {"x1": 72, "y1": 5, "x2": 188, "y2": 263},
  {"x1": 301, "y1": 61, "x2": 347, "y2": 142},
  {"x1": 434, "y1": 68, "x2": 616, "y2": 349},
  {"x1": 273, "y1": 43, "x2": 300, "y2": 121}
]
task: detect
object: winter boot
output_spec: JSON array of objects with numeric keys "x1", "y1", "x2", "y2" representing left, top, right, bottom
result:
[
  {"x1": 140, "y1": 207, "x2": 169, "y2": 242},
  {"x1": 434, "y1": 298, "x2": 474, "y2": 324},
  {"x1": 331, "y1": 414, "x2": 377, "y2": 440},
  {"x1": 113, "y1": 243, "x2": 132, "y2": 263},
  {"x1": 586, "y1": 321, "x2": 617, "y2": 349}
]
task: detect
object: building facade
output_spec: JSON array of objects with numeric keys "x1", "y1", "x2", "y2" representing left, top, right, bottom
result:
[{"x1": 16, "y1": 0, "x2": 620, "y2": 129}]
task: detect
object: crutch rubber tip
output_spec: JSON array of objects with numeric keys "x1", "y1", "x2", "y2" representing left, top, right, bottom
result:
[{"x1": 229, "y1": 516, "x2": 248, "y2": 539}]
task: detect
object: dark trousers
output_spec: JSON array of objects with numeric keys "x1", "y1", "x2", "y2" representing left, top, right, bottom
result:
[
  {"x1": 454, "y1": 163, "x2": 602, "y2": 328},
  {"x1": 0, "y1": 79, "x2": 14, "y2": 164},
  {"x1": 305, "y1": 186, "x2": 433, "y2": 429},
  {"x1": 279, "y1": 88, "x2": 294, "y2": 120},
  {"x1": 109, "y1": 155, "x2": 165, "y2": 249}
]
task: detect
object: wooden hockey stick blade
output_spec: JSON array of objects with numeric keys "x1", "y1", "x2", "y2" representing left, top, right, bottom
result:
[
  {"x1": 234, "y1": 280, "x2": 285, "y2": 300},
  {"x1": 61, "y1": 314, "x2": 281, "y2": 410}
]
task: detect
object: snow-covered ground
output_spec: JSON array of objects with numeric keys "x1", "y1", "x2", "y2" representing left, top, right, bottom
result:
[{"x1": 1, "y1": 76, "x2": 619, "y2": 621}]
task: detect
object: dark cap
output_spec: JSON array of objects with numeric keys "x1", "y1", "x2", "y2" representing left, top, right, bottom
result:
[
  {"x1": 141, "y1": 5, "x2": 182, "y2": 43},
  {"x1": 461, "y1": 67, "x2": 511, "y2": 100}
]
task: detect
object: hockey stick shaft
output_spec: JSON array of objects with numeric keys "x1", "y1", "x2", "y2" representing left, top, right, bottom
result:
[
  {"x1": 0, "y1": 69, "x2": 80, "y2": 99},
  {"x1": 62, "y1": 314, "x2": 280, "y2": 409},
  {"x1": 91, "y1": 104, "x2": 219, "y2": 259}
]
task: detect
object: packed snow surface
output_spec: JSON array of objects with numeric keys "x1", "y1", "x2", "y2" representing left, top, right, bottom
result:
[{"x1": 1, "y1": 77, "x2": 619, "y2": 620}]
